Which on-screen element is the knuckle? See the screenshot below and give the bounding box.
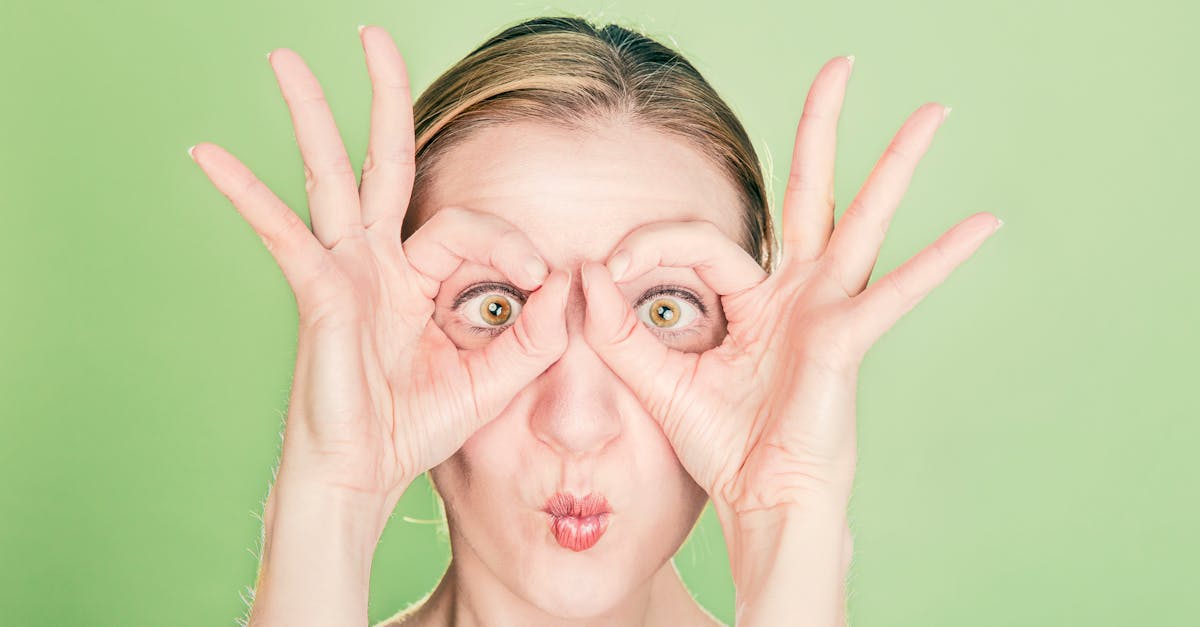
[787,167,818,191]
[239,175,267,197]
[261,214,303,251]
[693,219,723,237]
[302,163,316,194]
[303,156,356,193]
[508,316,542,356]
[800,97,828,122]
[432,205,468,227]
[360,148,413,181]
[883,142,912,162]
[930,241,952,266]
[493,228,533,267]
[377,79,412,92]
[376,147,415,167]
[323,154,356,176]
[295,92,328,107]
[884,271,911,302]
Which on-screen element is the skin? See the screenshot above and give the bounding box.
[187,24,1000,627]
[393,118,746,626]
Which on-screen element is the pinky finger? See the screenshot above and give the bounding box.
[846,212,1002,352]
[190,142,331,298]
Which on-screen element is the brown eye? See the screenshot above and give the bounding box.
[648,298,680,327]
[635,289,700,335]
[480,294,514,326]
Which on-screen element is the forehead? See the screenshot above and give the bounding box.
[414,119,746,266]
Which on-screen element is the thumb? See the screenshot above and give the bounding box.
[579,261,695,423]
[462,268,571,422]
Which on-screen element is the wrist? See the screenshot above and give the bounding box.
[263,468,395,559]
[714,497,850,627]
[248,469,405,626]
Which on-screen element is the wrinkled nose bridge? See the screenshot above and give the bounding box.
[526,329,623,458]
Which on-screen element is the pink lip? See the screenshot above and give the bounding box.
[542,492,612,551]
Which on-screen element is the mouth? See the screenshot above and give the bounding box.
[542,492,612,552]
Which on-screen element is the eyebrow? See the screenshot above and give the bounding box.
[450,282,530,310]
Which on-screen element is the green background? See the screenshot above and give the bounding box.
[2,0,1196,625]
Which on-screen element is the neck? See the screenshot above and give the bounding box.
[406,555,723,627]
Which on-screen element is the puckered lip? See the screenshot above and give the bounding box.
[541,491,612,518]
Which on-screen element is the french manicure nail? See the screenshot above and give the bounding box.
[187,145,197,160]
[942,105,953,121]
[846,55,855,74]
[357,24,366,35]
[607,250,631,282]
[994,217,1005,232]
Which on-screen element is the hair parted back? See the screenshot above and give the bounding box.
[404,15,779,273]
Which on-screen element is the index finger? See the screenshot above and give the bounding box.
[605,219,768,296]
[401,206,552,298]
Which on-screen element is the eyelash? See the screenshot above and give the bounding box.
[631,285,707,341]
[453,283,707,339]
[453,282,529,338]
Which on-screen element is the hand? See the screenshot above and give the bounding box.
[189,26,571,506]
[578,55,1002,516]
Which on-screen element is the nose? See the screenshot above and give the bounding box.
[527,278,623,458]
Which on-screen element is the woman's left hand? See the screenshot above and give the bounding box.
[578,55,1003,519]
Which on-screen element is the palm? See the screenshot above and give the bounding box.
[581,55,1001,512]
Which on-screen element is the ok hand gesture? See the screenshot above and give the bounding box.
[579,56,1002,519]
[190,27,570,509]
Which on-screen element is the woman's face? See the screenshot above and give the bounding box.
[410,119,747,619]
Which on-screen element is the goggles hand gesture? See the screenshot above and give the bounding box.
[579,56,1002,516]
[190,27,570,507]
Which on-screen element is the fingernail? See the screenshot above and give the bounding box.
[525,256,549,283]
[994,217,1005,232]
[942,105,953,121]
[357,24,367,35]
[580,266,590,293]
[607,250,631,282]
[266,50,273,61]
[562,271,573,309]
[845,55,855,74]
[186,145,197,160]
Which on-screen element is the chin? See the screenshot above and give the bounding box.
[521,564,631,620]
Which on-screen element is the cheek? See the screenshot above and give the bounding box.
[435,411,527,499]
[626,409,709,518]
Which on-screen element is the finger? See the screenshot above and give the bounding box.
[605,220,768,296]
[463,268,571,422]
[268,48,362,250]
[780,55,853,266]
[401,206,551,298]
[846,212,1001,353]
[357,25,416,232]
[189,142,331,300]
[824,102,951,296]
[580,261,697,426]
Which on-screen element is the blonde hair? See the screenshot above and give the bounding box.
[403,15,778,273]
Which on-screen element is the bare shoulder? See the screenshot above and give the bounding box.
[371,599,429,627]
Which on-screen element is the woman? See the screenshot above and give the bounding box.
[188,16,1001,627]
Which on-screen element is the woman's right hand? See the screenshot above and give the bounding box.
[189,26,571,509]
